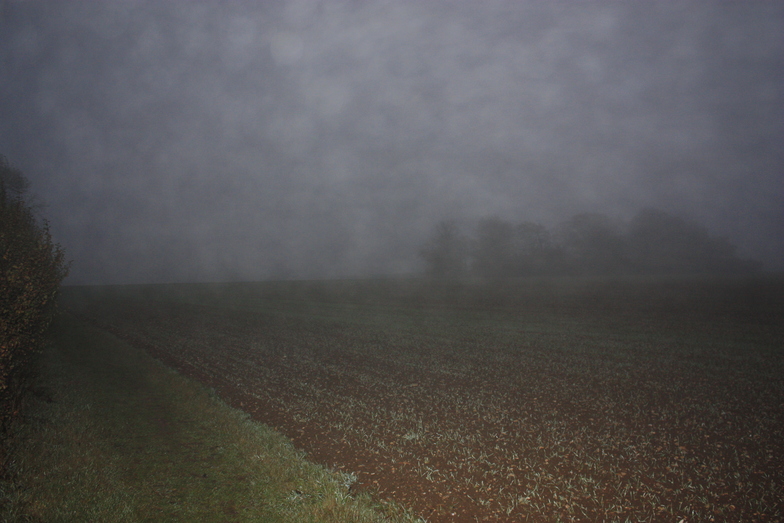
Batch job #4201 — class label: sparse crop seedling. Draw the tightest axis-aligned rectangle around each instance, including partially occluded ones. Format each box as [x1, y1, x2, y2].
[64, 277, 784, 522]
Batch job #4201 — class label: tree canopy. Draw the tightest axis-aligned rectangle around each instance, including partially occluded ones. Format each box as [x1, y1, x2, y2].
[420, 209, 761, 279]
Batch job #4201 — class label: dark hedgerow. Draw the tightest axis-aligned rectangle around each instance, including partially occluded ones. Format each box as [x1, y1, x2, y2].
[0, 155, 69, 441]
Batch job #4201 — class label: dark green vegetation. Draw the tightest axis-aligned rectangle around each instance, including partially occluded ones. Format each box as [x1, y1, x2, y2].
[0, 155, 68, 458]
[65, 276, 784, 522]
[0, 313, 422, 522]
[421, 211, 761, 279]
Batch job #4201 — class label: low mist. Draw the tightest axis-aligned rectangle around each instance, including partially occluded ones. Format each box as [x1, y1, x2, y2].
[1, 1, 781, 284]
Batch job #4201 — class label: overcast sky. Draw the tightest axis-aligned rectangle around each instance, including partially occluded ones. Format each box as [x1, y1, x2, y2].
[1, 0, 782, 284]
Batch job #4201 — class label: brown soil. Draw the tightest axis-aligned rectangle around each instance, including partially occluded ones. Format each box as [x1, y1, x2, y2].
[70, 279, 784, 522]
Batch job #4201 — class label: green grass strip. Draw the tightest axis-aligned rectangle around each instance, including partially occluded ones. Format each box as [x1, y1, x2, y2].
[1, 314, 420, 522]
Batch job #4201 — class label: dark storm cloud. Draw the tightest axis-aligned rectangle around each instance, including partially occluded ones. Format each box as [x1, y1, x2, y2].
[1, 0, 782, 283]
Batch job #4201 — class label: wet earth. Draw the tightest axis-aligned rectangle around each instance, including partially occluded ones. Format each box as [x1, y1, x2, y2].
[70, 279, 784, 522]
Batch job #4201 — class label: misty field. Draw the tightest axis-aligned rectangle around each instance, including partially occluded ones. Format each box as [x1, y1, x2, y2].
[63, 276, 784, 522]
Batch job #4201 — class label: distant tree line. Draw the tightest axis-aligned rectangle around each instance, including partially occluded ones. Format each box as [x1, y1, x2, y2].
[0, 155, 69, 440]
[420, 209, 762, 279]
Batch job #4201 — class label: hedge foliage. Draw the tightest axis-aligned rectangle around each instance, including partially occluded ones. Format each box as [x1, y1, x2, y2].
[0, 155, 69, 433]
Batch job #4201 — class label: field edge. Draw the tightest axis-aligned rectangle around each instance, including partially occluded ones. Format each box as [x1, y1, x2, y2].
[0, 313, 423, 523]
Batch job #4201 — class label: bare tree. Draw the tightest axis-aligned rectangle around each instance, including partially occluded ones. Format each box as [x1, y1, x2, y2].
[557, 213, 626, 275]
[626, 208, 761, 274]
[514, 221, 562, 276]
[472, 216, 516, 279]
[419, 220, 468, 278]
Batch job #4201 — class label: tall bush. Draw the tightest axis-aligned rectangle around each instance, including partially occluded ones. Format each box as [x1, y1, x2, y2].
[0, 155, 69, 433]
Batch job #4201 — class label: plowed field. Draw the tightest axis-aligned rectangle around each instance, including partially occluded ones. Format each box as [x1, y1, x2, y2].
[66, 277, 784, 522]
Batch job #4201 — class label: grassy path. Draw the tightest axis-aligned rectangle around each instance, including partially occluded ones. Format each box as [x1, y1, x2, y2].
[1, 314, 419, 522]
